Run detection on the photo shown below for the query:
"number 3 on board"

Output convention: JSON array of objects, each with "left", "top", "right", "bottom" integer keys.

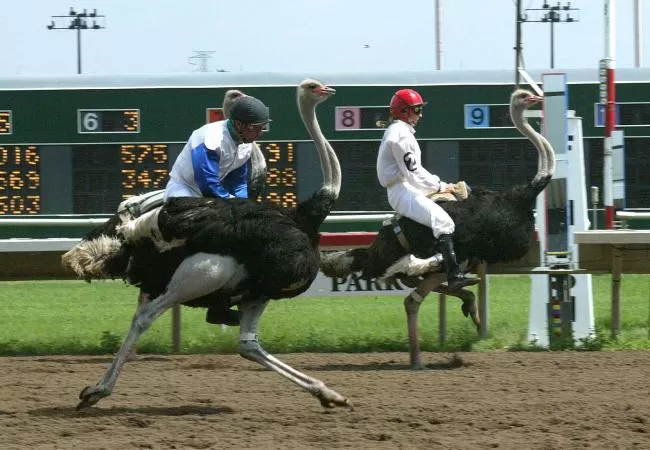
[{"left": 464, "top": 105, "right": 489, "bottom": 129}]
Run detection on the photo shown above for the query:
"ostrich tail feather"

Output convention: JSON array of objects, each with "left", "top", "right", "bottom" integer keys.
[
  {"left": 320, "top": 248, "right": 368, "bottom": 278},
  {"left": 62, "top": 235, "right": 127, "bottom": 281}
]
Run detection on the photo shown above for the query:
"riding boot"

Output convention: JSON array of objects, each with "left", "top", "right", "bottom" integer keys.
[
  {"left": 206, "top": 306, "right": 241, "bottom": 326},
  {"left": 435, "top": 234, "right": 479, "bottom": 291}
]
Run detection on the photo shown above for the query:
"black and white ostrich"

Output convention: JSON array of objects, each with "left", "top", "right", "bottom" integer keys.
[
  {"left": 321, "top": 89, "right": 554, "bottom": 368},
  {"left": 65, "top": 88, "right": 269, "bottom": 285},
  {"left": 64, "top": 88, "right": 269, "bottom": 337},
  {"left": 64, "top": 79, "right": 351, "bottom": 410}
]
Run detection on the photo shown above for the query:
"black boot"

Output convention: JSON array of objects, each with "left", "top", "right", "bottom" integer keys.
[
  {"left": 436, "top": 234, "right": 479, "bottom": 291},
  {"left": 206, "top": 306, "right": 240, "bottom": 326}
]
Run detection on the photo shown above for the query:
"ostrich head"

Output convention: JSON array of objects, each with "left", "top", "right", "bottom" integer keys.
[
  {"left": 509, "top": 89, "right": 543, "bottom": 115},
  {"left": 222, "top": 89, "right": 245, "bottom": 118},
  {"left": 298, "top": 78, "right": 336, "bottom": 104}
]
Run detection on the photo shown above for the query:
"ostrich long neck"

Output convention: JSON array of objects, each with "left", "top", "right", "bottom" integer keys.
[
  {"left": 510, "top": 105, "right": 556, "bottom": 187},
  {"left": 298, "top": 97, "right": 341, "bottom": 197}
]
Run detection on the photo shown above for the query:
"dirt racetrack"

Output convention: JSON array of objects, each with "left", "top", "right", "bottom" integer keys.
[{"left": 0, "top": 351, "right": 648, "bottom": 450}]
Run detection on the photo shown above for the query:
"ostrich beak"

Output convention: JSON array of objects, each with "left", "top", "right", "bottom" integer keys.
[
  {"left": 315, "top": 86, "right": 336, "bottom": 96},
  {"left": 526, "top": 95, "right": 543, "bottom": 104}
]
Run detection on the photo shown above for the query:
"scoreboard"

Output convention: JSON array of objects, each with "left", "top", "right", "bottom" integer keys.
[
  {"left": 0, "top": 145, "right": 39, "bottom": 214},
  {"left": 594, "top": 102, "right": 650, "bottom": 127},
  {"left": 464, "top": 104, "right": 515, "bottom": 129},
  {"left": 0, "top": 111, "right": 11, "bottom": 134},
  {"left": 3, "top": 69, "right": 650, "bottom": 216},
  {"left": 335, "top": 106, "right": 390, "bottom": 130},
  {"left": 0, "top": 141, "right": 299, "bottom": 215},
  {"left": 77, "top": 109, "right": 140, "bottom": 134}
]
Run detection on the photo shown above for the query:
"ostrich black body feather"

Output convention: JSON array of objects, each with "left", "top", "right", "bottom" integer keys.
[{"left": 361, "top": 176, "right": 551, "bottom": 279}]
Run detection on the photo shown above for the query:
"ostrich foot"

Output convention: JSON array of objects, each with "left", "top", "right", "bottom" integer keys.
[
  {"left": 76, "top": 385, "right": 111, "bottom": 410},
  {"left": 411, "top": 361, "right": 426, "bottom": 370},
  {"left": 311, "top": 385, "right": 353, "bottom": 409},
  {"left": 459, "top": 295, "right": 480, "bottom": 332}
]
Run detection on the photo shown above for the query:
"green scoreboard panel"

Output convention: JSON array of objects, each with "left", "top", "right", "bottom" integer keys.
[
  {"left": 3, "top": 69, "right": 650, "bottom": 214},
  {"left": 0, "top": 141, "right": 300, "bottom": 215}
]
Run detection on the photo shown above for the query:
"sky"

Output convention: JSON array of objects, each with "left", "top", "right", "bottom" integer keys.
[{"left": 0, "top": 0, "right": 648, "bottom": 76}]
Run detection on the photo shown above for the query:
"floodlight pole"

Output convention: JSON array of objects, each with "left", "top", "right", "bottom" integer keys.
[
  {"left": 522, "top": 2, "right": 580, "bottom": 69},
  {"left": 514, "top": 0, "right": 524, "bottom": 87},
  {"left": 47, "top": 8, "right": 106, "bottom": 74}
]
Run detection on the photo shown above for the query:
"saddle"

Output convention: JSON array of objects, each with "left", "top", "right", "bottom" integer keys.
[
  {"left": 117, "top": 189, "right": 166, "bottom": 218},
  {"left": 383, "top": 181, "right": 471, "bottom": 253}
]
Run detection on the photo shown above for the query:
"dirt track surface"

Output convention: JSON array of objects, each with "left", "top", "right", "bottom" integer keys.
[{"left": 0, "top": 351, "right": 648, "bottom": 450}]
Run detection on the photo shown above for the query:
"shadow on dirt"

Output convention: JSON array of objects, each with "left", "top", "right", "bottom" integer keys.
[{"left": 28, "top": 404, "right": 234, "bottom": 418}]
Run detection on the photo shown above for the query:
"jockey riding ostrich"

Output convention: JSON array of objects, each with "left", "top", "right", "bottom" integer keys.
[
  {"left": 64, "top": 79, "right": 351, "bottom": 410},
  {"left": 65, "top": 88, "right": 269, "bottom": 339},
  {"left": 321, "top": 89, "right": 555, "bottom": 369}
]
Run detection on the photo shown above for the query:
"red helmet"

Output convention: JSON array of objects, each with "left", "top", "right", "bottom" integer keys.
[{"left": 390, "top": 89, "right": 426, "bottom": 121}]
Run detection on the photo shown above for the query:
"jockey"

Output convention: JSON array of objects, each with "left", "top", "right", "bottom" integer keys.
[
  {"left": 164, "top": 95, "right": 270, "bottom": 200},
  {"left": 163, "top": 94, "right": 271, "bottom": 326},
  {"left": 376, "top": 88, "right": 478, "bottom": 291}
]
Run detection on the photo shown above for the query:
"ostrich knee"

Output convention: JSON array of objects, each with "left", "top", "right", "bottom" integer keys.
[
  {"left": 404, "top": 291, "right": 423, "bottom": 315},
  {"left": 132, "top": 310, "right": 156, "bottom": 334},
  {"left": 239, "top": 335, "right": 264, "bottom": 362}
]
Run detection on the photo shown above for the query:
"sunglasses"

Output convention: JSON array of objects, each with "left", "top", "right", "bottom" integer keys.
[{"left": 243, "top": 123, "right": 267, "bottom": 132}]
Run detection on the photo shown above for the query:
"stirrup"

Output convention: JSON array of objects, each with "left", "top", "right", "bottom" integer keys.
[{"left": 445, "top": 274, "right": 480, "bottom": 290}]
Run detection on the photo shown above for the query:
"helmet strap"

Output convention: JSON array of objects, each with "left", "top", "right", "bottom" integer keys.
[{"left": 227, "top": 119, "right": 245, "bottom": 143}]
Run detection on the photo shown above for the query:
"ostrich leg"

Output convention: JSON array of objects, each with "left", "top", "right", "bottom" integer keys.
[
  {"left": 404, "top": 290, "right": 426, "bottom": 370},
  {"left": 404, "top": 272, "right": 447, "bottom": 369},
  {"left": 77, "top": 253, "right": 245, "bottom": 410},
  {"left": 238, "top": 299, "right": 351, "bottom": 409},
  {"left": 126, "top": 291, "right": 150, "bottom": 361}
]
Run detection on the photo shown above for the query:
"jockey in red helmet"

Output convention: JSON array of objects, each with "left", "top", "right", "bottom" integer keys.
[{"left": 377, "top": 88, "right": 478, "bottom": 291}]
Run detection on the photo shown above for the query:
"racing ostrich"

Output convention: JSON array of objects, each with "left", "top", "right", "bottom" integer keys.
[
  {"left": 64, "top": 88, "right": 269, "bottom": 352},
  {"left": 321, "top": 89, "right": 554, "bottom": 368},
  {"left": 66, "top": 88, "right": 269, "bottom": 284},
  {"left": 65, "top": 79, "right": 351, "bottom": 410}
]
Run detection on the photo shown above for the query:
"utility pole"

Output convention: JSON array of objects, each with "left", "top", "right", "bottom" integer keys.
[
  {"left": 634, "top": 0, "right": 643, "bottom": 68},
  {"left": 514, "top": 0, "right": 524, "bottom": 87},
  {"left": 47, "top": 8, "right": 106, "bottom": 75},
  {"left": 522, "top": 1, "right": 580, "bottom": 69},
  {"left": 435, "top": 0, "right": 443, "bottom": 70}
]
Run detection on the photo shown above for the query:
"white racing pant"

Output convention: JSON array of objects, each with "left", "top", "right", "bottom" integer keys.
[{"left": 387, "top": 182, "right": 455, "bottom": 239}]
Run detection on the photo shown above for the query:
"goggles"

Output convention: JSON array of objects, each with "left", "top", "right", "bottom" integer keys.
[{"left": 241, "top": 122, "right": 268, "bottom": 132}]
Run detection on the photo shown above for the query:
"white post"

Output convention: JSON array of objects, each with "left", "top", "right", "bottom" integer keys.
[
  {"left": 603, "top": 0, "right": 616, "bottom": 229},
  {"left": 634, "top": 0, "right": 643, "bottom": 68},
  {"left": 435, "top": 0, "right": 443, "bottom": 70},
  {"left": 529, "top": 74, "right": 595, "bottom": 347}
]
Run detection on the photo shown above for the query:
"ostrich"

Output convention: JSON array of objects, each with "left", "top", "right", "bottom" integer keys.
[
  {"left": 70, "top": 88, "right": 268, "bottom": 276},
  {"left": 65, "top": 88, "right": 269, "bottom": 334},
  {"left": 64, "top": 79, "right": 351, "bottom": 410},
  {"left": 321, "top": 89, "right": 554, "bottom": 368}
]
